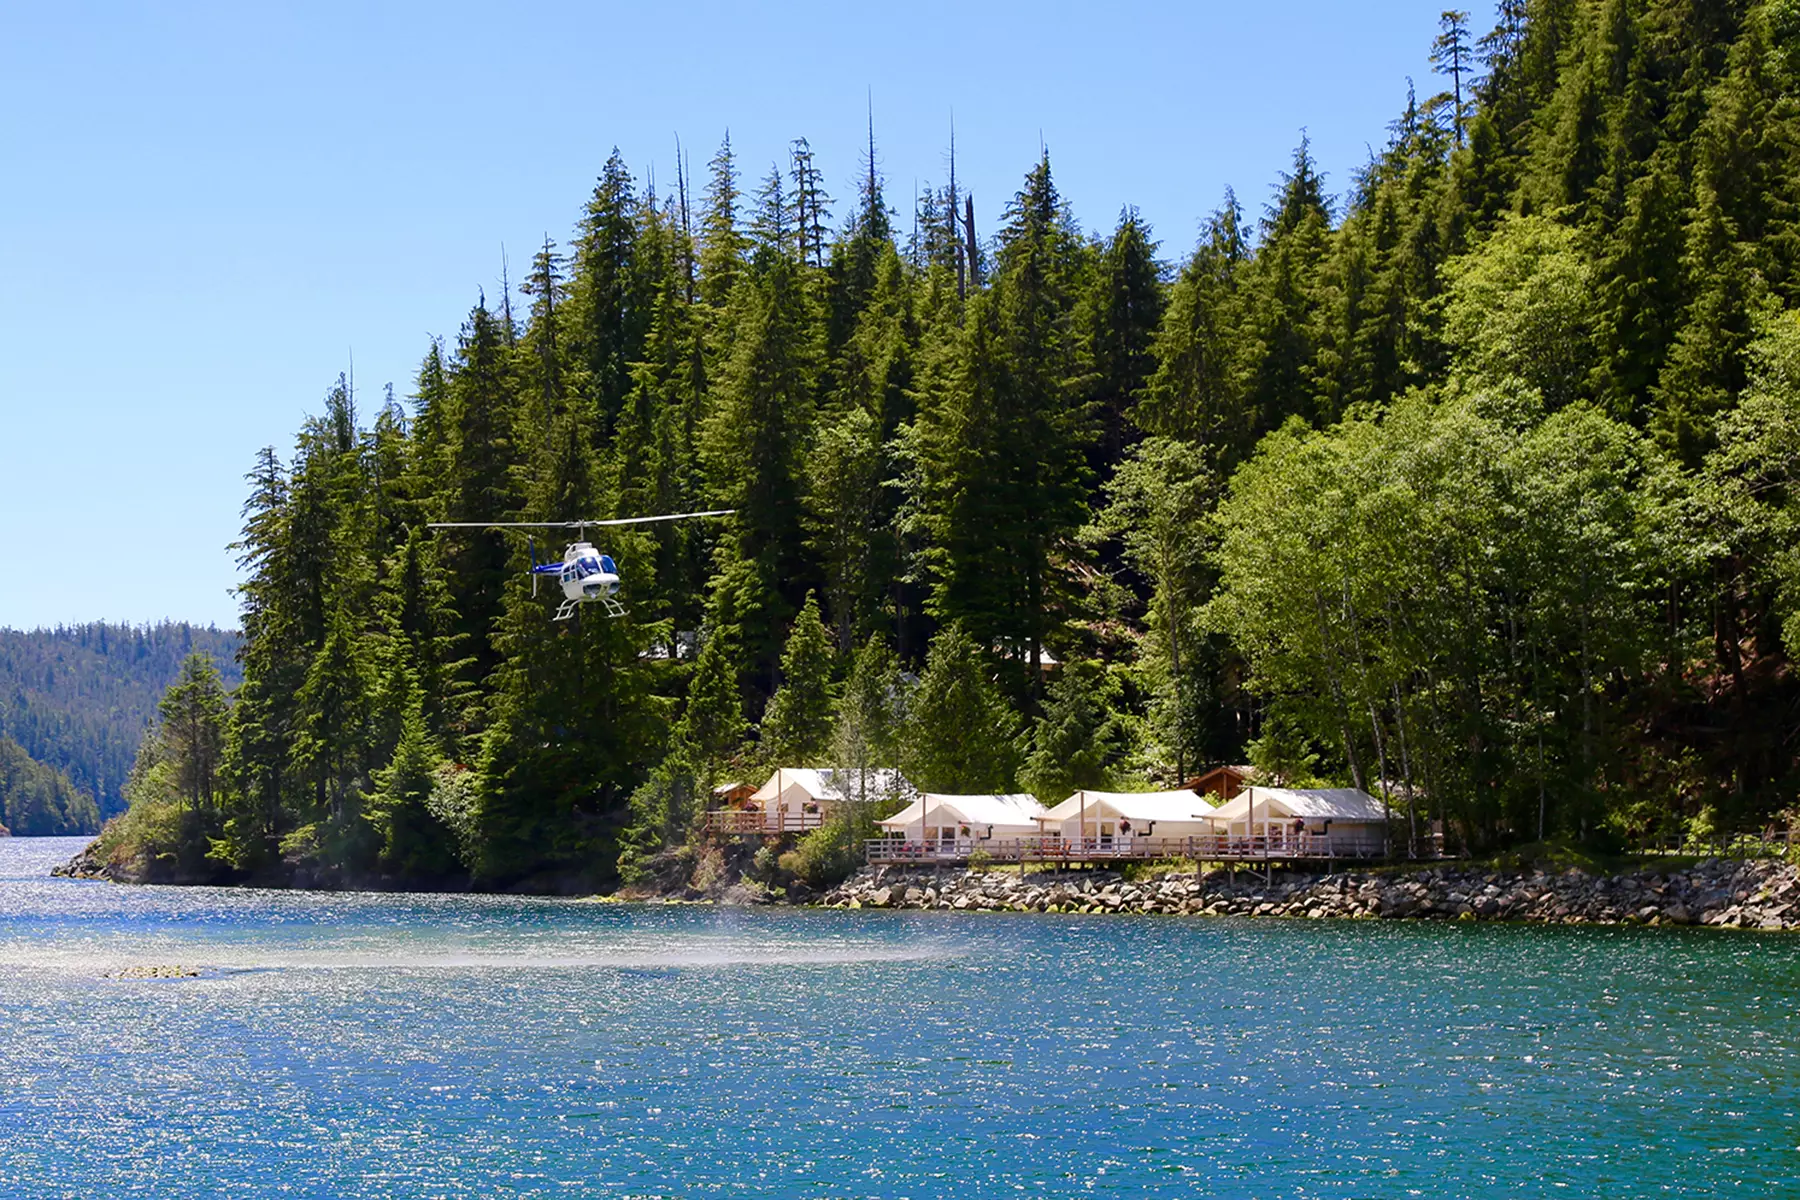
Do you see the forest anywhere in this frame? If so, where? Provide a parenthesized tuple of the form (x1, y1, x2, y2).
(0, 622, 239, 833)
(97, 0, 1800, 891)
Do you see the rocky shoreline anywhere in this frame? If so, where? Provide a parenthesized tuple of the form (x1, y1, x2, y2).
(821, 857, 1800, 930)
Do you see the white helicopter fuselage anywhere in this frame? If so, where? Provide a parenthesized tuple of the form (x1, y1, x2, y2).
(559, 542, 620, 604)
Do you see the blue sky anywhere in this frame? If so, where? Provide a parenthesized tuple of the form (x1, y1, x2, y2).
(0, 0, 1495, 631)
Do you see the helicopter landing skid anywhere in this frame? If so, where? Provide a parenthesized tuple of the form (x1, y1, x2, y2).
(554, 596, 627, 621)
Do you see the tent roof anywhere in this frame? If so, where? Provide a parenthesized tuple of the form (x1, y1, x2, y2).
(751, 767, 919, 806)
(1206, 787, 1389, 823)
(750, 768, 837, 804)
(1038, 789, 1214, 824)
(877, 793, 1048, 829)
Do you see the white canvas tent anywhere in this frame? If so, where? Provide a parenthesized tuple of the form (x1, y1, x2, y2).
(878, 793, 1048, 847)
(1202, 787, 1390, 854)
(1035, 789, 1217, 851)
(734, 767, 919, 832)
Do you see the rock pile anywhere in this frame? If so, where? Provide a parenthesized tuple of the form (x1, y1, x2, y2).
(106, 964, 202, 979)
(822, 858, 1800, 929)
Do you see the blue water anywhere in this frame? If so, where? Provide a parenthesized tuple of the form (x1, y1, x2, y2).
(3, 838, 1799, 1198)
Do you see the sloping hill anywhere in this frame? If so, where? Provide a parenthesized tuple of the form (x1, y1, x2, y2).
(0, 623, 241, 823)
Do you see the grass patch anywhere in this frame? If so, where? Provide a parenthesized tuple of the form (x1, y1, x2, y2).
(1120, 858, 1201, 881)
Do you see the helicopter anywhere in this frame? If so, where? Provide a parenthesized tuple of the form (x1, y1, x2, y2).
(427, 510, 734, 620)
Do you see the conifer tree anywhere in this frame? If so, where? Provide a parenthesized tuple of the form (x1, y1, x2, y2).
(699, 133, 747, 307)
(831, 634, 905, 775)
(702, 253, 819, 675)
(1431, 10, 1475, 146)
(1137, 193, 1249, 455)
(1084, 208, 1166, 470)
(678, 623, 748, 771)
(364, 689, 458, 878)
(1021, 660, 1126, 800)
(577, 150, 652, 437)
(903, 623, 1019, 792)
(804, 405, 881, 650)
(760, 592, 836, 764)
(443, 298, 523, 684)
(157, 652, 229, 810)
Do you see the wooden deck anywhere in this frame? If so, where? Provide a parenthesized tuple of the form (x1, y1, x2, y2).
(700, 809, 826, 837)
(866, 833, 1410, 866)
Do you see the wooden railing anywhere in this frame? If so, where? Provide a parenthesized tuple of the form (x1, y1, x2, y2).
(1631, 829, 1799, 859)
(866, 832, 1403, 865)
(700, 809, 826, 836)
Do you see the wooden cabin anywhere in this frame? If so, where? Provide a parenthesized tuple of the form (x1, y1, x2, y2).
(711, 781, 756, 806)
(1185, 764, 1253, 803)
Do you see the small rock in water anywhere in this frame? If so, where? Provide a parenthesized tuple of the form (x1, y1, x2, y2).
(108, 964, 202, 980)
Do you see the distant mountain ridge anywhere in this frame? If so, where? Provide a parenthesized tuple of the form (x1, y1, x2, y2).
(0, 622, 241, 825)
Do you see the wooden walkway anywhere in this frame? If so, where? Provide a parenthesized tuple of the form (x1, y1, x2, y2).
(865, 833, 1412, 866)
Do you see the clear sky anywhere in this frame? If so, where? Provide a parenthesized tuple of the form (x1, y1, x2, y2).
(0, 0, 1495, 632)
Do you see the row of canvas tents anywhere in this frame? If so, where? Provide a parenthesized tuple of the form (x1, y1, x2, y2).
(707, 769, 1400, 861)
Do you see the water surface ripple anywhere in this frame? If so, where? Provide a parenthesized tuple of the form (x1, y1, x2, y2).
(3, 837, 1796, 1197)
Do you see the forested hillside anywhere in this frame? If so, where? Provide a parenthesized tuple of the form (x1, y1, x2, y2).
(103, 0, 1800, 891)
(0, 735, 96, 835)
(0, 623, 240, 825)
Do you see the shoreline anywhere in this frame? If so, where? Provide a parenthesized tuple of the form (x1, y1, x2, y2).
(51, 835, 1800, 932)
(819, 857, 1800, 930)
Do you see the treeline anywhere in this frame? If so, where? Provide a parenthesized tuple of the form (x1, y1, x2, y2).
(108, 0, 1800, 890)
(0, 622, 240, 827)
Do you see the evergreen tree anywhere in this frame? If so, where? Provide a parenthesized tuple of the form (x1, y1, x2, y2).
(1431, 9, 1476, 146)
(702, 253, 818, 677)
(157, 652, 229, 810)
(443, 298, 523, 685)
(699, 133, 747, 307)
(577, 149, 652, 439)
(831, 634, 906, 775)
(1084, 207, 1166, 469)
(364, 689, 459, 878)
(904, 623, 1019, 792)
(1021, 660, 1126, 800)
(678, 622, 748, 771)
(759, 592, 836, 763)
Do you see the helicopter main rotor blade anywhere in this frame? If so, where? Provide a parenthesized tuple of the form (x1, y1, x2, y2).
(582, 509, 737, 527)
(426, 521, 589, 529)
(427, 509, 735, 531)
